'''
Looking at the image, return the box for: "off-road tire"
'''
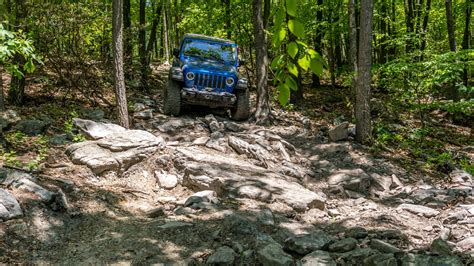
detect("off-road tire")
[231,90,250,121]
[163,78,181,116]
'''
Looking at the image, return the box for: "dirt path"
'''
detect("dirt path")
[0,66,473,265]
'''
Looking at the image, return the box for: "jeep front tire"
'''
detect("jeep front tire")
[163,78,182,116]
[231,90,250,121]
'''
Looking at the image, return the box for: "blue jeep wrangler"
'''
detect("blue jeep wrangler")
[164,34,250,120]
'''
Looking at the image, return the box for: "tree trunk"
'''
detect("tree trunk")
[445,0,457,52]
[162,0,170,63]
[147,3,163,63]
[379,0,387,64]
[0,68,4,112]
[404,0,415,53]
[139,0,148,88]
[462,0,472,86]
[112,0,130,128]
[8,0,26,106]
[355,0,374,144]
[123,0,132,63]
[263,0,270,29]
[420,0,431,59]
[349,0,358,97]
[225,0,231,38]
[252,0,270,122]
[312,0,323,87]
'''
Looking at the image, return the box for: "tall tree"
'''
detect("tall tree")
[224,0,231,38]
[445,0,456,52]
[420,0,432,59]
[162,0,170,63]
[252,0,270,122]
[8,0,26,105]
[139,0,148,88]
[112,0,130,128]
[462,0,471,86]
[355,0,374,144]
[123,0,132,62]
[349,0,357,97]
[147,3,163,63]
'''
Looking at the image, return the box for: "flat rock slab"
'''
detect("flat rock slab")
[0,189,23,221]
[67,125,164,174]
[398,203,440,218]
[73,118,126,140]
[176,147,326,212]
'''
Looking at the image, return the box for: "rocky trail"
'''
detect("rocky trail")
[1,83,474,264]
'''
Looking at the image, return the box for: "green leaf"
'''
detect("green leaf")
[288,19,305,39]
[285,76,298,91]
[271,55,285,70]
[272,26,287,47]
[278,83,290,106]
[297,55,310,71]
[24,58,35,73]
[286,0,297,17]
[288,62,298,77]
[287,42,298,59]
[310,58,323,76]
[274,7,286,26]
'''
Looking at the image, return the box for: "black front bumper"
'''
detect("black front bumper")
[181,88,237,108]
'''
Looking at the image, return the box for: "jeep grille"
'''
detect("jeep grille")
[195,73,226,90]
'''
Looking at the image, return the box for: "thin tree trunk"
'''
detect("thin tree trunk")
[162,0,170,63]
[225,0,231,38]
[312,0,323,87]
[349,0,358,97]
[462,0,472,86]
[123,0,132,63]
[379,0,387,64]
[445,0,457,52]
[139,0,148,88]
[420,0,431,58]
[263,0,270,29]
[252,0,270,122]
[0,68,4,111]
[355,0,374,144]
[112,0,130,128]
[8,0,26,105]
[404,0,415,53]
[147,3,163,63]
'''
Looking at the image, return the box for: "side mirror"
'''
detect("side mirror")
[239,59,246,66]
[173,48,180,57]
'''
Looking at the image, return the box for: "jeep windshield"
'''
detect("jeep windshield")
[182,38,236,65]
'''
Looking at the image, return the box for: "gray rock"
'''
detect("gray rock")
[10,178,54,203]
[145,207,165,218]
[223,212,258,236]
[0,110,21,129]
[184,190,219,207]
[336,248,377,261]
[364,253,397,266]
[67,142,119,174]
[345,227,368,239]
[224,121,243,132]
[49,134,69,146]
[182,174,223,194]
[192,136,209,146]
[133,103,146,112]
[257,208,275,226]
[157,221,193,229]
[328,122,349,141]
[400,253,431,266]
[327,168,371,193]
[328,238,358,252]
[257,243,293,266]
[156,118,194,133]
[430,256,463,266]
[455,236,474,251]
[300,250,336,266]
[206,246,236,265]
[96,130,164,151]
[83,109,105,121]
[0,189,22,220]
[14,119,50,136]
[155,172,178,190]
[450,169,472,185]
[133,109,153,119]
[73,118,126,140]
[431,238,452,255]
[398,203,440,218]
[370,172,392,191]
[370,239,401,254]
[285,233,332,255]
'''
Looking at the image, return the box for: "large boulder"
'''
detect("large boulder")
[72,118,126,140]
[0,189,23,221]
[177,147,326,212]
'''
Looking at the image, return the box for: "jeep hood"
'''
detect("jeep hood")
[183,59,237,76]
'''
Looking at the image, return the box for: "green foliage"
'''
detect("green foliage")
[0,24,41,78]
[64,111,86,143]
[270,0,326,106]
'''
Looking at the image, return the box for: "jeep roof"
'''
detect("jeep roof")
[182,33,236,45]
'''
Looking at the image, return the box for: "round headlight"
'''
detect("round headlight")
[225,77,235,86]
[186,72,195,80]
